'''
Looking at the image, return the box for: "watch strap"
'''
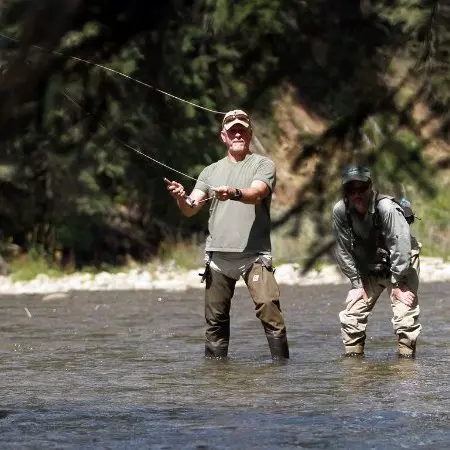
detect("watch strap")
[232,188,242,201]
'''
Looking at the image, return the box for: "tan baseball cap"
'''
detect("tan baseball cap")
[222,109,251,130]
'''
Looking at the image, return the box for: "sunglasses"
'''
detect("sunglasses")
[222,113,250,126]
[345,184,370,195]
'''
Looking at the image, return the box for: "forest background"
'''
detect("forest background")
[0,0,449,280]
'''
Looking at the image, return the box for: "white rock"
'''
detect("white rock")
[42,292,70,302]
[1,257,450,295]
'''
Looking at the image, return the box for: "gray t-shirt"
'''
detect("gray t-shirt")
[194,153,275,252]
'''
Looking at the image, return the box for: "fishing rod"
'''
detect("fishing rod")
[63,91,215,207]
[0,32,227,115]
[0,32,226,204]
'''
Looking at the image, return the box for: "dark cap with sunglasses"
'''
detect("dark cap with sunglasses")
[341,165,371,185]
[222,109,251,131]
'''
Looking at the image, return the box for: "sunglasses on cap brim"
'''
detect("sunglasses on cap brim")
[222,114,250,126]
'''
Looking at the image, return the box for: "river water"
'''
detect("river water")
[0,282,449,449]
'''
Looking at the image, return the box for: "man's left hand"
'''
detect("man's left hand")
[213,186,236,201]
[391,285,415,307]
[345,287,369,310]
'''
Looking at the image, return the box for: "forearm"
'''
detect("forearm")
[335,249,362,288]
[166,182,205,217]
[213,183,269,204]
[332,214,361,287]
[236,187,266,204]
[389,245,412,283]
[383,210,412,283]
[176,197,199,217]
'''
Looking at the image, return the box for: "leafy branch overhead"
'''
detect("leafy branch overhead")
[0,0,447,267]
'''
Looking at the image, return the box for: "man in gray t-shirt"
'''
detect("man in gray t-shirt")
[165,109,289,360]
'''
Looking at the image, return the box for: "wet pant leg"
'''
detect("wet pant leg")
[244,261,289,359]
[389,256,421,357]
[204,267,236,358]
[339,277,384,354]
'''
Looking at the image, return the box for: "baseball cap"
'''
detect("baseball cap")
[341,165,371,185]
[222,109,251,130]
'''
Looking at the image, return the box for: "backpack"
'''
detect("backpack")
[377,194,415,225]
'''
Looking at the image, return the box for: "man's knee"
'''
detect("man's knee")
[339,309,358,327]
[392,303,420,329]
[259,304,286,335]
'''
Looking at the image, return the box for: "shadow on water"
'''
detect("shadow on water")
[0,283,449,448]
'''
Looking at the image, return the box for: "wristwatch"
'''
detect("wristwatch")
[231,188,243,201]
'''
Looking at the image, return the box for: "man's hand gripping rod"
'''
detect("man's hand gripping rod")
[163,178,196,208]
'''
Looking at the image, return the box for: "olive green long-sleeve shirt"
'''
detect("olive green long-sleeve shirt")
[332,191,419,288]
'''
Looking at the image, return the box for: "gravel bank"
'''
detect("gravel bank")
[0,256,448,296]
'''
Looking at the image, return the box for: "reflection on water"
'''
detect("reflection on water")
[0,283,449,448]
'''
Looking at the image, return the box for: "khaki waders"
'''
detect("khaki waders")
[339,253,421,357]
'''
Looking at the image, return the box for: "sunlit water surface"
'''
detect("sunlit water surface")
[0,283,449,449]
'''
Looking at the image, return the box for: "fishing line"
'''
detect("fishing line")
[63,89,216,206]
[0,31,262,204]
[0,31,222,199]
[0,32,227,115]
[0,32,266,157]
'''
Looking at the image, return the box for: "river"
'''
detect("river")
[0,282,449,449]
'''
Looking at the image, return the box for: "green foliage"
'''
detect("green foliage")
[9,247,65,281]
[156,233,204,269]
[371,128,434,195]
[271,217,319,265]
[0,0,449,274]
[410,185,450,258]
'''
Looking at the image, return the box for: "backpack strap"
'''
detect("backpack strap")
[373,192,414,247]
[344,192,390,251]
[374,192,410,226]
[372,192,393,226]
[372,192,391,249]
[344,193,404,275]
[343,197,357,250]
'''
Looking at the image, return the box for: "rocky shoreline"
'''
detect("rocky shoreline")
[0,256,449,296]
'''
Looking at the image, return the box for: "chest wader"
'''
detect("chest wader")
[345,194,393,279]
[203,252,235,359]
[343,195,420,358]
[203,253,289,360]
[244,256,289,361]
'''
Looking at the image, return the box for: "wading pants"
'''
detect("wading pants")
[204,261,289,359]
[339,254,421,357]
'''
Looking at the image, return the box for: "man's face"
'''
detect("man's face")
[221,125,252,153]
[345,180,371,213]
